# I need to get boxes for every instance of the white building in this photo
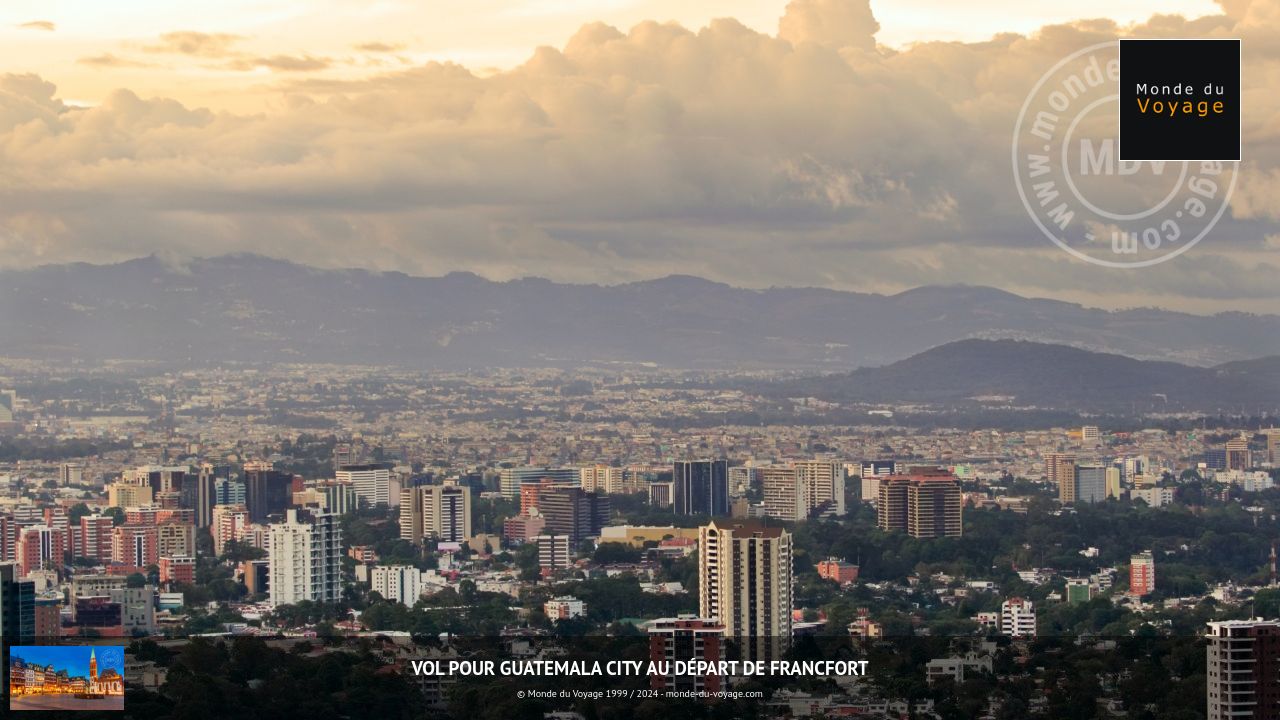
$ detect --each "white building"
[543,596,586,619]
[1132,487,1175,508]
[371,565,424,606]
[579,466,624,494]
[400,481,472,544]
[268,509,343,606]
[337,463,393,509]
[699,520,793,662]
[1000,597,1036,637]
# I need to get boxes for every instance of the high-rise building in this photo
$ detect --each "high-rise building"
[268,509,343,606]
[371,565,424,606]
[1000,597,1036,637]
[294,480,356,516]
[1266,430,1280,465]
[159,555,196,585]
[157,522,195,559]
[78,515,115,563]
[0,563,36,641]
[1206,620,1280,720]
[244,461,295,522]
[338,463,395,508]
[1074,464,1108,504]
[876,470,963,538]
[540,487,610,544]
[1045,453,1077,503]
[698,520,793,662]
[111,524,158,569]
[59,463,85,487]
[17,525,64,576]
[107,482,154,508]
[1130,551,1155,597]
[1105,467,1123,499]
[647,616,725,693]
[499,467,580,500]
[400,481,473,544]
[674,460,729,516]
[579,465,624,494]
[1081,425,1101,445]
[761,462,847,520]
[212,504,251,556]
[195,463,234,529]
[536,534,572,576]
[1226,436,1252,472]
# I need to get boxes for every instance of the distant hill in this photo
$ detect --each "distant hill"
[1,254,1279,370]
[775,339,1280,413]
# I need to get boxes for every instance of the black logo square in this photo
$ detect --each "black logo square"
[1119,39,1240,161]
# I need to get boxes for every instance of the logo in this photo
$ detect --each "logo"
[1012,41,1237,268]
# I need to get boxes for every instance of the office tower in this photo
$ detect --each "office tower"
[728,466,760,498]
[674,460,729,516]
[499,467,580,500]
[1206,620,1280,720]
[877,470,963,538]
[579,465,623,494]
[371,565,424,606]
[1267,430,1280,465]
[647,616,725,693]
[1081,425,1101,444]
[1000,597,1036,637]
[211,504,251,556]
[648,481,674,508]
[401,481,473,545]
[333,443,356,469]
[540,487,610,544]
[337,462,395,508]
[760,466,808,521]
[195,463,231,529]
[111,524,159,568]
[1045,453,1077,503]
[296,480,356,516]
[1074,464,1108,504]
[1226,436,1251,472]
[129,465,190,496]
[157,522,195,559]
[107,482,154,508]
[1105,467,1123,499]
[78,515,115,563]
[244,461,295,522]
[1130,551,1155,597]
[0,563,36,640]
[794,461,846,517]
[536,534,572,575]
[698,520,793,662]
[159,555,195,584]
[59,463,84,487]
[268,509,343,606]
[520,477,578,516]
[17,525,64,576]
[215,478,247,506]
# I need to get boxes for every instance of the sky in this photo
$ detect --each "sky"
[10,645,124,677]
[1,0,1278,314]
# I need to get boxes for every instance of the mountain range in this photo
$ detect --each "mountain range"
[774,339,1280,413]
[1,254,1278,370]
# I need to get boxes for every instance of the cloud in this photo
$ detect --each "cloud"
[226,55,332,72]
[1,1,1280,313]
[18,21,55,32]
[144,31,243,58]
[77,54,158,69]
[354,42,405,53]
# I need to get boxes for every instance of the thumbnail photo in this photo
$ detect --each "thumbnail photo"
[8,646,125,711]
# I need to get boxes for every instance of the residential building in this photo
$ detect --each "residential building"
[698,520,793,662]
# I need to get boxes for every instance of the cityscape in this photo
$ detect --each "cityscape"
[3,0,1280,718]
[0,357,1278,717]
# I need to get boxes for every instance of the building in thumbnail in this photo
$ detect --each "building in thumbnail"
[1226,436,1251,471]
[647,615,724,693]
[760,461,847,520]
[876,470,962,539]
[1130,551,1155,597]
[1206,620,1280,720]
[536,534,572,576]
[268,509,343,606]
[674,460,729,516]
[18,525,65,576]
[698,520,792,662]
[816,558,860,585]
[0,563,36,639]
[579,465,623,494]
[244,461,296,522]
[1000,597,1036,637]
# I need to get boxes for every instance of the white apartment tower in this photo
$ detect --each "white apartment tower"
[698,520,793,662]
[268,509,343,606]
